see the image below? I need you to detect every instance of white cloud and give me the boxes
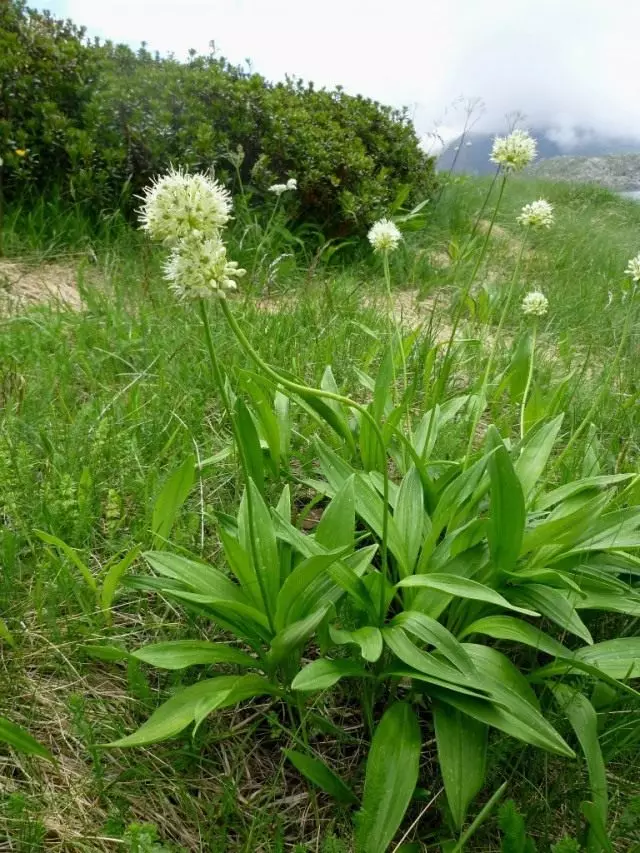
[41,0,640,143]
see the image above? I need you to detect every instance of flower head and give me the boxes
[268,183,288,196]
[522,290,549,317]
[163,233,245,300]
[367,218,402,253]
[286,177,298,191]
[517,199,554,229]
[625,253,640,283]
[138,167,232,246]
[490,130,537,172]
[15,148,27,157]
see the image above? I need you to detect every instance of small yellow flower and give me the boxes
[15,149,27,157]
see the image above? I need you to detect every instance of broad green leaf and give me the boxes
[295,387,356,454]
[108,677,241,746]
[551,684,607,849]
[315,475,355,551]
[268,606,330,664]
[514,415,564,504]
[0,717,53,761]
[563,507,640,554]
[244,480,280,624]
[143,551,248,604]
[463,643,540,708]
[292,658,367,691]
[132,640,255,670]
[356,703,421,853]
[274,391,291,459]
[575,591,640,617]
[487,427,525,574]
[520,492,611,555]
[284,749,358,805]
[327,560,378,623]
[573,638,640,679]
[507,585,593,644]
[395,466,425,574]
[274,547,350,631]
[581,802,613,853]
[460,615,570,658]
[240,373,281,472]
[34,530,97,592]
[101,546,140,619]
[219,527,262,607]
[535,474,633,512]
[234,398,265,494]
[434,703,487,830]
[383,627,478,686]
[193,674,280,729]
[329,625,383,662]
[391,611,475,677]
[398,574,539,617]
[429,686,574,757]
[151,454,195,546]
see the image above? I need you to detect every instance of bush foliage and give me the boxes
[0,1,436,231]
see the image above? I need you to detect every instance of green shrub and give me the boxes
[0,1,436,232]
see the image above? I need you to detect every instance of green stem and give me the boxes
[383,250,412,452]
[520,320,538,441]
[436,174,508,400]
[218,296,391,623]
[252,194,281,281]
[198,299,275,632]
[554,301,635,471]
[464,230,529,466]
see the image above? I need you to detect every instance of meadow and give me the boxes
[1,166,640,853]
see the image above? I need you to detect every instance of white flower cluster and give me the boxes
[625,253,640,283]
[367,218,402,253]
[517,199,554,229]
[522,290,549,317]
[139,167,245,299]
[490,130,537,172]
[138,167,231,246]
[269,178,297,196]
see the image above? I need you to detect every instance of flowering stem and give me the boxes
[435,174,508,400]
[554,303,635,471]
[197,299,275,632]
[520,320,538,441]
[218,296,391,622]
[464,230,529,466]
[383,250,411,442]
[252,195,282,282]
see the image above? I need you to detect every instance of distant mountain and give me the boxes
[437,128,640,179]
[529,153,640,191]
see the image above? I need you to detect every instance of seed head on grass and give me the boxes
[163,233,246,299]
[625,253,640,283]
[138,167,232,246]
[522,290,549,317]
[517,199,554,229]
[367,218,401,253]
[490,129,537,172]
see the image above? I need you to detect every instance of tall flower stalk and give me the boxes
[519,290,549,439]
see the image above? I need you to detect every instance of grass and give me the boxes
[1,176,639,851]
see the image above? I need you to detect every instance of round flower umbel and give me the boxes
[625,253,640,284]
[368,218,402,253]
[490,130,537,172]
[164,234,246,300]
[522,290,549,317]
[286,178,297,191]
[518,199,554,229]
[138,167,232,246]
[268,183,289,196]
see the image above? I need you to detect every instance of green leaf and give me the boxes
[292,658,367,691]
[434,703,487,830]
[329,625,383,662]
[514,415,564,504]
[356,702,421,853]
[192,674,280,729]
[535,474,633,512]
[243,480,280,624]
[240,373,281,472]
[383,627,480,689]
[392,611,475,676]
[573,638,640,679]
[395,466,425,574]
[315,475,355,551]
[34,530,97,592]
[234,398,265,495]
[552,684,607,849]
[151,454,195,546]
[520,491,611,555]
[219,527,262,607]
[143,551,248,604]
[101,546,140,619]
[132,640,255,670]
[108,677,241,746]
[274,547,351,631]
[398,574,539,617]
[0,717,53,761]
[581,802,613,853]
[487,427,525,574]
[507,585,593,644]
[0,618,15,647]
[284,749,359,805]
[460,615,570,658]
[268,606,330,664]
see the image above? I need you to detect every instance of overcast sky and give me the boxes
[36,0,640,151]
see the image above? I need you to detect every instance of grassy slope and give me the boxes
[1,179,639,851]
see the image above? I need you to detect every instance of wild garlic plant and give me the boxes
[108,140,640,852]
